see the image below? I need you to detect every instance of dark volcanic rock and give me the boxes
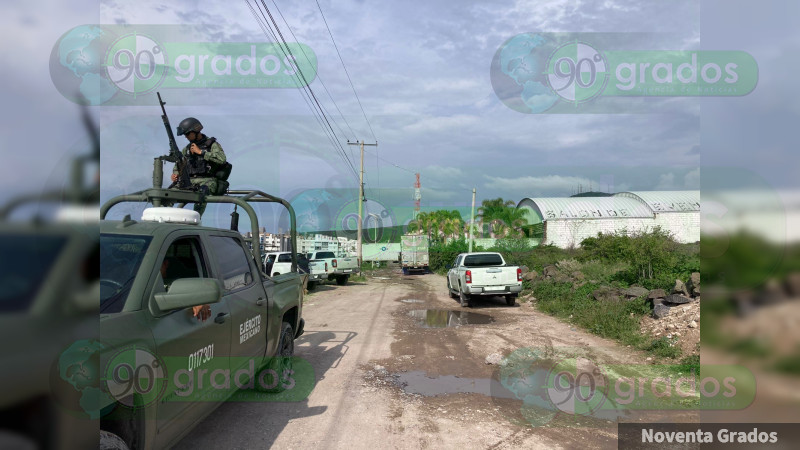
[664,294,693,305]
[653,304,671,319]
[622,286,650,298]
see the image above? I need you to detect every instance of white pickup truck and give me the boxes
[446,252,522,307]
[307,251,360,286]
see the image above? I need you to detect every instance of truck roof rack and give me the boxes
[100,187,298,273]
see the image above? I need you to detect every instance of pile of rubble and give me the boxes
[650,272,701,320]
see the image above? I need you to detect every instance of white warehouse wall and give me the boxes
[543,213,699,248]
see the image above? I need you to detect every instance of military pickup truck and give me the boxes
[446,252,522,307]
[307,251,360,286]
[98,186,305,449]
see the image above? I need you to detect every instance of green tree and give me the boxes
[477,198,527,238]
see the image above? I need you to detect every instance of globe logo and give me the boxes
[50,26,169,105]
[51,339,114,419]
[491,34,609,113]
[491,33,560,114]
[49,25,120,105]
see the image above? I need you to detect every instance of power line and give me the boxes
[315,0,377,142]
[245,0,360,183]
[270,0,358,141]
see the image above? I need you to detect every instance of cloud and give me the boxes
[484,174,602,196]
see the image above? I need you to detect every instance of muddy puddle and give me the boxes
[393,371,514,398]
[407,309,493,328]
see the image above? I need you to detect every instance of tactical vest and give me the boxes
[185,136,232,195]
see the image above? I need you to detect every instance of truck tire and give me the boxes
[336,275,349,285]
[307,281,317,290]
[459,288,471,308]
[259,322,294,393]
[506,295,516,306]
[100,430,130,450]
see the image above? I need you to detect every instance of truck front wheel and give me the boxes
[100,430,130,450]
[336,275,349,285]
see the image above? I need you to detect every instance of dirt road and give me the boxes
[177,267,693,449]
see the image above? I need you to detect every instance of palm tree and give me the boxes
[477,198,527,238]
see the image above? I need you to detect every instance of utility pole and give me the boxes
[348,140,377,263]
[469,188,476,252]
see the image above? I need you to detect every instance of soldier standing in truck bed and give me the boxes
[171,117,227,215]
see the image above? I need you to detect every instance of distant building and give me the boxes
[517,190,700,248]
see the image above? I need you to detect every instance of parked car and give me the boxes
[264,251,310,277]
[446,252,522,307]
[307,251,360,286]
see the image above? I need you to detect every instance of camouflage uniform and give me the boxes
[172,134,226,215]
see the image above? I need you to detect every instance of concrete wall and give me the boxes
[543,213,699,248]
[362,243,401,261]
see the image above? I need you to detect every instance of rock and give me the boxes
[653,304,671,319]
[666,323,675,330]
[523,271,538,281]
[688,320,697,328]
[686,272,701,296]
[573,271,586,281]
[648,289,667,299]
[543,265,559,278]
[592,286,621,302]
[485,353,504,365]
[673,279,689,296]
[693,285,701,295]
[520,265,529,275]
[664,294,693,305]
[646,357,653,361]
[784,272,800,297]
[649,297,664,308]
[623,286,650,298]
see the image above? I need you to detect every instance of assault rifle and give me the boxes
[157,92,192,189]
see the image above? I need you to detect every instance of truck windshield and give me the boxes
[0,234,67,312]
[100,234,152,313]
[463,254,504,267]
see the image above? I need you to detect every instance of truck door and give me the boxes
[207,235,269,373]
[448,255,462,288]
[148,235,232,443]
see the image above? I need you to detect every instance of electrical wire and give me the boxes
[315,0,377,142]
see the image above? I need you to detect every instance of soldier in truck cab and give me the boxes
[159,257,211,321]
[170,117,228,215]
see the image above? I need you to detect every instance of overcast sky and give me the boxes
[2,0,796,231]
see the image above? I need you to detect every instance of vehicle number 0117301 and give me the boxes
[188,344,214,371]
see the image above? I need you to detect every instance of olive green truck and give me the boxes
[98,187,305,449]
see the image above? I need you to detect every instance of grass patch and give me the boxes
[350,273,367,283]
[645,337,682,359]
[728,338,772,358]
[532,279,689,360]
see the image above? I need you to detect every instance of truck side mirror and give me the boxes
[445,264,452,269]
[153,278,221,315]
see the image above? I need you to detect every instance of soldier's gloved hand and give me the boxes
[190,143,202,155]
[171,173,178,182]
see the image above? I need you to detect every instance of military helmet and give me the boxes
[176,117,203,136]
